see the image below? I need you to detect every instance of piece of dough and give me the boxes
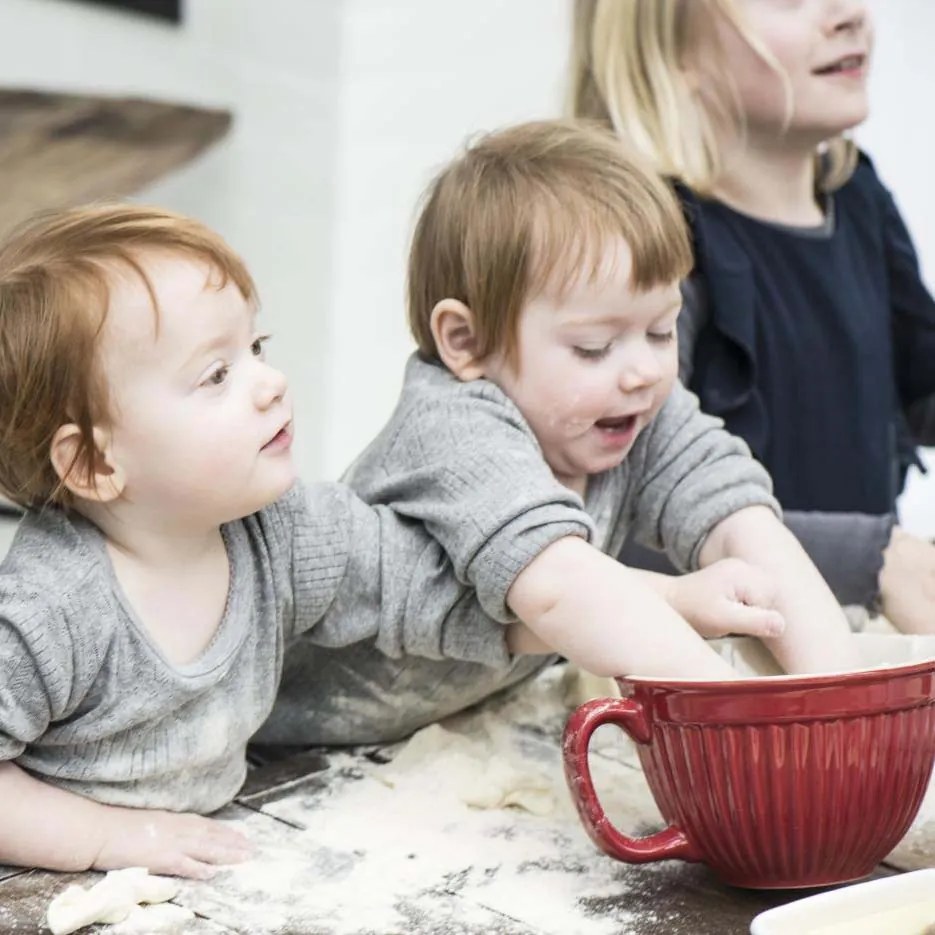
[46,867,179,935]
[109,902,196,933]
[560,666,621,708]
[378,724,556,816]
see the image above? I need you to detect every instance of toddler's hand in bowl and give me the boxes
[669,558,785,640]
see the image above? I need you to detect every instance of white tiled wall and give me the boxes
[0,0,933,530]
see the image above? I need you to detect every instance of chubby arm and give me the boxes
[506,536,737,679]
[700,506,860,673]
[0,761,250,878]
[283,482,513,666]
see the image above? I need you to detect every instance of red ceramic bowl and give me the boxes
[562,658,935,889]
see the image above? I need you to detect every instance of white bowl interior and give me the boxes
[626,634,935,683]
[749,869,935,934]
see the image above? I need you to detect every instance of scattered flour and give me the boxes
[176,667,662,934]
[105,902,196,933]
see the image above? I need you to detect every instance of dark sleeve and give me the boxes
[641,266,895,606]
[907,394,935,446]
[883,180,935,409]
[783,510,894,608]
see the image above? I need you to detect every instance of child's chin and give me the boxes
[242,472,297,516]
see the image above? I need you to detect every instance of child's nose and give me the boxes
[254,362,288,409]
[618,347,663,393]
[825,0,866,37]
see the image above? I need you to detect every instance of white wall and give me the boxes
[861,0,935,533]
[323,0,570,476]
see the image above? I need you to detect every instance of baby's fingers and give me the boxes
[183,830,253,867]
[719,603,785,639]
[165,854,218,880]
[202,819,252,852]
[731,566,780,611]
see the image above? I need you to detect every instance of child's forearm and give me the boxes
[0,760,251,878]
[0,760,111,871]
[507,537,737,679]
[700,506,860,673]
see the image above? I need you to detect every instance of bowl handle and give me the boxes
[562,697,701,863]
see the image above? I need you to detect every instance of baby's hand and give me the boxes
[880,528,935,634]
[669,558,785,640]
[92,807,253,880]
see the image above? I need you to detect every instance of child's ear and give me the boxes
[429,298,486,382]
[50,424,126,503]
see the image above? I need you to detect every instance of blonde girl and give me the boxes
[570,0,935,634]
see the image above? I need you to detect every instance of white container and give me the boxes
[750,870,935,935]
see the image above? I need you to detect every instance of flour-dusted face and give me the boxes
[480,240,680,494]
[99,254,295,526]
[694,0,872,144]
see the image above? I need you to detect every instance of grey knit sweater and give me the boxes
[346,356,780,599]
[0,482,504,813]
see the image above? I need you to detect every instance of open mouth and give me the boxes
[814,53,865,75]
[262,422,292,452]
[595,414,637,434]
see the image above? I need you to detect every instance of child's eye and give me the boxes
[649,330,675,345]
[251,334,271,358]
[203,364,229,387]
[573,344,612,361]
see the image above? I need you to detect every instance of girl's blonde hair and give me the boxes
[568,0,858,195]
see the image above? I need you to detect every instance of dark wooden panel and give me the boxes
[0,89,230,238]
[62,0,182,23]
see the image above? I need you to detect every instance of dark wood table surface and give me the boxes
[1,666,928,935]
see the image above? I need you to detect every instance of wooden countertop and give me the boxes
[1,666,926,935]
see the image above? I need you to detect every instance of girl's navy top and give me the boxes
[682,154,935,516]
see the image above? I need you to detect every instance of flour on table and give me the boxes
[104,902,196,933]
[177,666,663,935]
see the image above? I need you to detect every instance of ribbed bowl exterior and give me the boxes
[641,705,935,887]
[625,662,935,888]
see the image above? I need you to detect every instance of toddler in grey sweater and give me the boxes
[265,121,860,747]
[0,205,519,879]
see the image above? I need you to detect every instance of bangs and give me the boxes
[524,181,692,304]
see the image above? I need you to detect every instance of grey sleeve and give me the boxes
[677,273,709,385]
[371,394,595,622]
[783,510,893,608]
[281,483,511,668]
[0,590,70,760]
[626,382,780,571]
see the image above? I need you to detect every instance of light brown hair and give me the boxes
[0,203,256,509]
[569,0,857,195]
[407,119,692,365]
